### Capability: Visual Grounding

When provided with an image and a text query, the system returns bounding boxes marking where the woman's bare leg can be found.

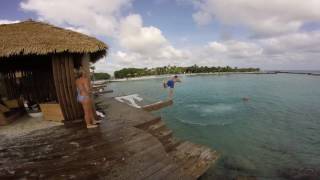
[88,100,96,124]
[82,101,91,126]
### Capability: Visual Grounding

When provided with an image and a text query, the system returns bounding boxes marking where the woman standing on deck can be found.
[75,68,100,128]
[163,75,181,99]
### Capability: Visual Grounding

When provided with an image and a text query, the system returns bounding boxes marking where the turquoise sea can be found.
[109,74,320,179]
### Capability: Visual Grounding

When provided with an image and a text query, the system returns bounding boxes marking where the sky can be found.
[1,0,320,73]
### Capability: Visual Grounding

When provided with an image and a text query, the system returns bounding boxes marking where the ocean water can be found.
[109,74,320,179]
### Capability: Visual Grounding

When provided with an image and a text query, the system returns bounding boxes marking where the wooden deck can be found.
[0,97,219,180]
[96,97,219,179]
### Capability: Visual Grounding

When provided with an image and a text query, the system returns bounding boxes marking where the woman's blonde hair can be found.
[75,67,85,79]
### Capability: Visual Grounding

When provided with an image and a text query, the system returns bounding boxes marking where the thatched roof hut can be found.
[0,20,108,124]
[0,20,107,61]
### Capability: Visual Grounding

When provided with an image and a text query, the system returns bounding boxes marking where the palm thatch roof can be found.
[0,20,108,62]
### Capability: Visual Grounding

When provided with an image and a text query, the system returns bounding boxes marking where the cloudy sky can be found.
[1,0,320,73]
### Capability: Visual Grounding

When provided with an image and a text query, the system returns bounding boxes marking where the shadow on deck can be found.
[0,97,219,180]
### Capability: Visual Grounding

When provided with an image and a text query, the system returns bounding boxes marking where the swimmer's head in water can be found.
[242,97,250,101]
[174,75,178,78]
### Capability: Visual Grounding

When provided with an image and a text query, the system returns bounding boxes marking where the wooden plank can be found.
[63,56,77,120]
[169,141,219,179]
[0,95,220,180]
[146,163,179,180]
[142,100,173,112]
[51,57,62,103]
[39,103,64,122]
[134,116,162,130]
[68,55,83,119]
[3,99,20,109]
[52,56,70,121]
[164,137,183,152]
[59,55,74,120]
[0,124,180,179]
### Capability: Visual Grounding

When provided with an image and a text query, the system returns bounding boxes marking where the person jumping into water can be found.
[163,75,181,99]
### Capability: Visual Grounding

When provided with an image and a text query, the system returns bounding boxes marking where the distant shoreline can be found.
[98,71,320,83]
[107,71,272,82]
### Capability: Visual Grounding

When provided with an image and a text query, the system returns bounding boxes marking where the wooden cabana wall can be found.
[51,54,84,122]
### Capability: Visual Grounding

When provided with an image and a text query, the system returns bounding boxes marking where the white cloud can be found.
[260,31,320,54]
[207,42,227,52]
[192,11,212,26]
[94,57,123,74]
[96,32,320,73]
[0,20,20,24]
[21,0,133,37]
[192,0,320,36]
[118,14,167,54]
[116,14,189,66]
[180,34,320,70]
[207,40,263,58]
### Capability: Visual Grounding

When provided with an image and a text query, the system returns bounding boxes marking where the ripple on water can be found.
[178,103,238,126]
[187,103,235,113]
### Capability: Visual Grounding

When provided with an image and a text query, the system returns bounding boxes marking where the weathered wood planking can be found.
[52,55,71,121]
[63,56,76,119]
[0,96,218,179]
[39,103,64,122]
[139,116,219,179]
[97,97,219,179]
[142,99,173,112]
[68,55,83,119]
[0,120,192,179]
[64,56,77,121]
[59,55,74,120]
[51,55,83,122]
